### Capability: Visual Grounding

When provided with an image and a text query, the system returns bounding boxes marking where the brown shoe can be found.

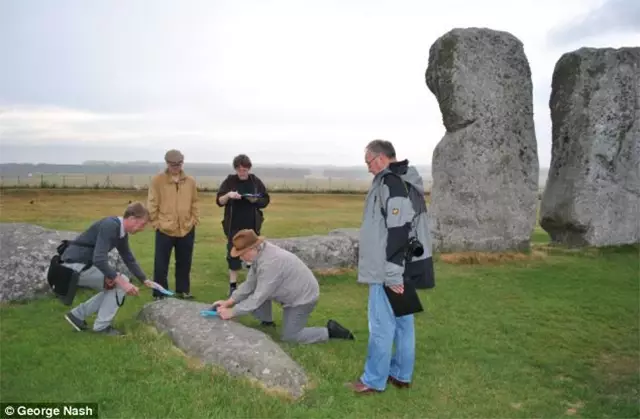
[346,380,381,394]
[387,376,411,389]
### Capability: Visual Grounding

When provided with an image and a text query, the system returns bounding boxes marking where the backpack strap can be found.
[56,239,97,272]
[56,239,95,256]
[378,171,420,234]
[378,171,409,218]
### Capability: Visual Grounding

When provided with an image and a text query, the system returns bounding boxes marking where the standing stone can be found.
[540,47,640,247]
[425,28,539,252]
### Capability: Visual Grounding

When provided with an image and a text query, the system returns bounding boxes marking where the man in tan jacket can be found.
[147,149,200,300]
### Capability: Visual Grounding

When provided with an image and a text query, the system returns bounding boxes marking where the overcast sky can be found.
[0,0,638,167]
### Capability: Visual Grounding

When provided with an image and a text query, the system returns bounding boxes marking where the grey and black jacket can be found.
[60,216,148,284]
[357,159,435,289]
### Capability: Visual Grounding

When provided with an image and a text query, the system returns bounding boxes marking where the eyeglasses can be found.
[167,161,183,167]
[365,154,380,166]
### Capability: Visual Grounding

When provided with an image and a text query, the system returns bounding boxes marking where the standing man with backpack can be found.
[348,139,435,394]
[216,154,270,297]
[148,149,200,300]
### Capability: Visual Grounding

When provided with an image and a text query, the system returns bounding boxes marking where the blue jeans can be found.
[360,284,416,391]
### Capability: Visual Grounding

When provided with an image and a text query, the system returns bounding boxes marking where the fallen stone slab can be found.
[138,298,308,399]
[0,222,133,303]
[269,234,357,270]
[328,227,360,245]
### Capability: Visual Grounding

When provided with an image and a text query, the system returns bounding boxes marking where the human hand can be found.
[388,284,404,294]
[227,191,242,200]
[217,307,233,320]
[104,278,116,290]
[211,299,232,309]
[123,283,140,296]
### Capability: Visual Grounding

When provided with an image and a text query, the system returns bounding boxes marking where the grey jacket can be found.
[231,241,320,317]
[61,216,148,283]
[357,159,435,289]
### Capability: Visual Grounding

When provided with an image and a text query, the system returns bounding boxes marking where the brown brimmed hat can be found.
[230,229,265,257]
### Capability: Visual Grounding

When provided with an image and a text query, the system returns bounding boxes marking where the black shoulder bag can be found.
[47,239,94,306]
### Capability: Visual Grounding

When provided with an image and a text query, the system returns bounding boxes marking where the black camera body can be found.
[404,237,424,259]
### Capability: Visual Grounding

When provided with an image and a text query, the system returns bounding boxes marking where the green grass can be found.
[1,189,638,418]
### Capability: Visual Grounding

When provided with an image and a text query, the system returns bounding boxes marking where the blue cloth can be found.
[360,284,415,391]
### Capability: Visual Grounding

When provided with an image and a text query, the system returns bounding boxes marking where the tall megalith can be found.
[540,47,640,247]
[425,28,539,252]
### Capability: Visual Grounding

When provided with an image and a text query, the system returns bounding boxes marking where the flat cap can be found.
[164,149,184,163]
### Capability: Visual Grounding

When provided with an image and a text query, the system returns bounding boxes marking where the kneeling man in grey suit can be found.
[212,229,355,344]
[61,202,156,336]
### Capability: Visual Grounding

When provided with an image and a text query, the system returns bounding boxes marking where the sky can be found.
[0,0,638,167]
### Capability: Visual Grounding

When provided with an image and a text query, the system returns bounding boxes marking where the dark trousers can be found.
[226,235,243,271]
[153,228,195,296]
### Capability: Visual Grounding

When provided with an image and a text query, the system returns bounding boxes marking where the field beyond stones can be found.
[0,189,638,418]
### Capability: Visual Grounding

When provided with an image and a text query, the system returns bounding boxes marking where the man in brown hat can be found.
[210,229,355,344]
[147,149,200,300]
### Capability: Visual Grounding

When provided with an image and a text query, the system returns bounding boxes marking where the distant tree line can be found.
[0,162,376,180]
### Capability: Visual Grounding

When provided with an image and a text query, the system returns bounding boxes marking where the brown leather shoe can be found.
[346,380,381,394]
[387,376,411,389]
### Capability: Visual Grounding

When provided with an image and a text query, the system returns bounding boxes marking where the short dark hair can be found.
[233,154,252,169]
[123,202,149,219]
[366,139,396,158]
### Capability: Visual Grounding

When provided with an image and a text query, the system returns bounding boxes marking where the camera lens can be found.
[413,246,424,257]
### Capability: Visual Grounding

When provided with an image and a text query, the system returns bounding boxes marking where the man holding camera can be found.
[348,139,435,394]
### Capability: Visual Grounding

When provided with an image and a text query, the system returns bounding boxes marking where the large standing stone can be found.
[425,27,539,252]
[0,223,132,303]
[540,47,640,247]
[138,298,308,399]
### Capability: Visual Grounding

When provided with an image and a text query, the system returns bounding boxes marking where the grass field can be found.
[1,189,638,419]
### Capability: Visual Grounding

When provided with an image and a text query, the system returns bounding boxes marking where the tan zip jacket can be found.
[147,170,200,237]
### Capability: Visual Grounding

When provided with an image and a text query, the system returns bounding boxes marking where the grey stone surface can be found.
[0,222,132,303]
[328,228,360,242]
[425,27,539,252]
[540,47,640,247]
[138,298,308,399]
[327,228,360,260]
[269,234,357,269]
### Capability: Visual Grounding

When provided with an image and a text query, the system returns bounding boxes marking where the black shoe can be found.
[228,284,237,298]
[260,321,276,328]
[64,312,88,331]
[153,295,166,301]
[176,292,195,300]
[327,319,355,340]
[94,326,124,336]
[388,376,411,389]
